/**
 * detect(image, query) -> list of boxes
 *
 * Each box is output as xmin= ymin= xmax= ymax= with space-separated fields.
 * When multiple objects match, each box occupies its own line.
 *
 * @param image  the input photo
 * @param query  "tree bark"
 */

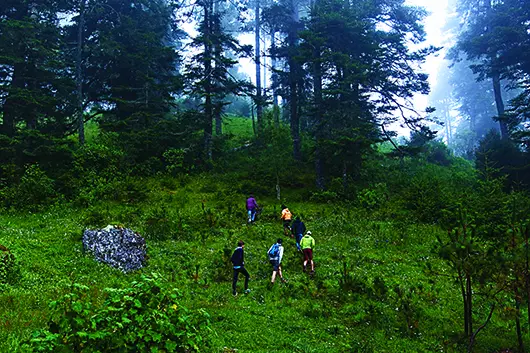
xmin=254 ymin=0 xmax=263 ymax=134
xmin=460 ymin=274 xmax=469 ymax=337
xmin=77 ymin=0 xmax=86 ymax=145
xmin=288 ymin=0 xmax=301 ymax=161
xmin=270 ymin=30 xmax=280 ymax=128
xmin=213 ymin=0 xmax=222 ymax=136
xmin=491 ymin=71 xmax=508 ymax=139
xmin=312 ymin=36 xmax=324 ymax=190
xmin=466 ymin=274 xmax=473 ymax=335
xmin=203 ymin=0 xmax=213 ymax=161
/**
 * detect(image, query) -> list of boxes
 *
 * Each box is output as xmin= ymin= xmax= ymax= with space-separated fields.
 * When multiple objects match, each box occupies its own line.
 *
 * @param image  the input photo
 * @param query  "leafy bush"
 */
xmin=3 ymin=164 xmax=57 ymax=210
xmin=144 ymin=207 xmax=179 ymax=241
xmin=475 ymin=130 xmax=529 ymax=188
xmin=163 ymin=148 xmax=188 ymax=175
xmin=310 ymin=191 xmax=338 ymax=203
xmin=0 ymin=245 xmax=17 ymax=288
xmin=26 ymin=274 xmax=211 ymax=352
xmin=357 ymin=183 xmax=388 ymax=209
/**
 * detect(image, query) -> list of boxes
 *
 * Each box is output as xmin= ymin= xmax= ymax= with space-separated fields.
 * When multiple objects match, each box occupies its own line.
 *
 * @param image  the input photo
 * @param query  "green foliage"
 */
xmin=2 ymin=164 xmax=57 ymax=211
xmin=26 ymin=274 xmax=211 ymax=352
xmin=163 ymin=148 xmax=187 ymax=176
xmin=144 ymin=207 xmax=180 ymax=241
xmin=357 ymin=183 xmax=388 ymax=210
xmin=0 ymin=245 xmax=17 ymax=288
xmin=309 ymin=191 xmax=338 ymax=203
xmin=475 ymin=130 xmax=528 ymax=188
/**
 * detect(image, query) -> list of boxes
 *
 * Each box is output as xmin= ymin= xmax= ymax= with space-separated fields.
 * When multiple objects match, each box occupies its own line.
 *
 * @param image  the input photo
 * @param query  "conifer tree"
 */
xmin=186 ymin=0 xmax=251 ymax=162
xmin=0 ymin=0 xmax=74 ymax=137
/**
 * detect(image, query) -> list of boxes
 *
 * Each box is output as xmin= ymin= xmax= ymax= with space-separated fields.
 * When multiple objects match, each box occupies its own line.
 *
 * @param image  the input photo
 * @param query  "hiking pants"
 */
xmin=295 ymin=234 xmax=303 ymax=251
xmin=233 ymin=267 xmax=250 ymax=293
xmin=248 ymin=209 xmax=256 ymax=222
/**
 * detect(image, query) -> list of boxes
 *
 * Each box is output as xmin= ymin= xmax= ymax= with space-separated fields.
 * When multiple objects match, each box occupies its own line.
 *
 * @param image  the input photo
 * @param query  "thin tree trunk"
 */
xmin=313 ymin=34 xmax=324 ymax=190
xmin=466 ymin=274 xmax=473 ymax=335
xmin=491 ymin=71 xmax=508 ymax=139
xmin=255 ymin=0 xmax=263 ymax=134
xmin=468 ymin=305 xmax=494 ymax=353
xmin=289 ymin=66 xmax=300 ymax=160
xmin=460 ymin=274 xmax=469 ymax=337
xmin=77 ymin=0 xmax=86 ymax=145
xmin=271 ymin=31 xmax=279 ymax=110
xmin=270 ymin=30 xmax=280 ymax=128
xmin=288 ymin=0 xmax=301 ymax=161
xmin=213 ymin=0 xmax=222 ymax=136
xmin=203 ymin=0 xmax=213 ymax=161
xmin=251 ymin=105 xmax=256 ymax=136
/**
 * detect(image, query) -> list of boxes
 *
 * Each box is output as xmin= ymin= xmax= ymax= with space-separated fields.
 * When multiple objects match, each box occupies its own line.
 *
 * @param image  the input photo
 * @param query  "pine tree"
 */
xmin=299 ymin=0 xmax=437 ymax=188
xmin=73 ymin=0 xmax=181 ymax=133
xmin=0 ymin=0 xmax=74 ymax=137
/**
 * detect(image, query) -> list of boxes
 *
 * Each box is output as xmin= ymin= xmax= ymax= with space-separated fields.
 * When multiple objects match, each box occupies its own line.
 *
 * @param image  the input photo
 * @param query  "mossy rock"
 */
xmin=0 ymin=244 xmax=15 ymax=285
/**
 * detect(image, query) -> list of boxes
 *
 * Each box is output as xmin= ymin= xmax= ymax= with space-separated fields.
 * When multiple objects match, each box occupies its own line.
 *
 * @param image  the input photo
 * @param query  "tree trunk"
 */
xmin=289 ymin=67 xmax=300 ymax=160
xmin=288 ymin=0 xmax=301 ymax=161
xmin=460 ymin=274 xmax=469 ymax=337
xmin=77 ymin=0 xmax=86 ymax=145
xmin=491 ymin=71 xmax=508 ymax=139
xmin=254 ymin=0 xmax=263 ymax=134
xmin=203 ymin=0 xmax=213 ymax=161
xmin=213 ymin=0 xmax=222 ymax=136
xmin=271 ymin=31 xmax=279 ymax=109
xmin=466 ymin=273 xmax=473 ymax=335
xmin=313 ymin=37 xmax=324 ymax=190
xmin=270 ymin=30 xmax=279 ymax=128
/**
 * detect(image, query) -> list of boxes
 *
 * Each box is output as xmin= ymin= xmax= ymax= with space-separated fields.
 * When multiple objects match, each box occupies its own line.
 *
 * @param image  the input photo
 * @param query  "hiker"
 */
xmin=280 ymin=205 xmax=292 ymax=236
xmin=300 ymin=231 xmax=315 ymax=274
xmin=231 ymin=240 xmax=251 ymax=296
xmin=268 ymin=238 xmax=287 ymax=284
xmin=246 ymin=194 xmax=259 ymax=223
xmin=291 ymin=216 xmax=306 ymax=251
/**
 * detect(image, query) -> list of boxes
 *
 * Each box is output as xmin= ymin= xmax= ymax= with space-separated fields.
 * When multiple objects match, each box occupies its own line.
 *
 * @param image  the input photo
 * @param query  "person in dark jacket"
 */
xmin=291 ymin=217 xmax=306 ymax=251
xmin=230 ymin=240 xmax=250 ymax=295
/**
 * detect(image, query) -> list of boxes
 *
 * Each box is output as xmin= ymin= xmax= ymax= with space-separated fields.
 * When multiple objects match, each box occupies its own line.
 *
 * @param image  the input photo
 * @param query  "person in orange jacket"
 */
xmin=281 ymin=205 xmax=292 ymax=236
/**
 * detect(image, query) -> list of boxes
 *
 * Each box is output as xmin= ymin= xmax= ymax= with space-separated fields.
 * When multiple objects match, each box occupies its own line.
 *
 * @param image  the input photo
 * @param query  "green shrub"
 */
xmin=81 ymin=207 xmax=112 ymax=228
xmin=310 ymin=191 xmax=338 ymax=203
xmin=144 ymin=207 xmax=178 ymax=241
xmin=0 ymin=245 xmax=16 ymax=288
xmin=26 ymin=274 xmax=211 ymax=352
xmin=4 ymin=164 xmax=57 ymax=210
xmin=163 ymin=148 xmax=187 ymax=175
xmin=357 ymin=183 xmax=388 ymax=209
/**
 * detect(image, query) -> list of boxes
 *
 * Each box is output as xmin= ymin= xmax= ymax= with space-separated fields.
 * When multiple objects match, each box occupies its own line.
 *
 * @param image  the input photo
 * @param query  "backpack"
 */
xmin=268 ymin=243 xmax=280 ymax=259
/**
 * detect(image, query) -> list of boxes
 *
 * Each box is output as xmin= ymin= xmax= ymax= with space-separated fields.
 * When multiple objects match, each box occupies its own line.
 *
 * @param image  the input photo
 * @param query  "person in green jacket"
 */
xmin=300 ymin=230 xmax=315 ymax=274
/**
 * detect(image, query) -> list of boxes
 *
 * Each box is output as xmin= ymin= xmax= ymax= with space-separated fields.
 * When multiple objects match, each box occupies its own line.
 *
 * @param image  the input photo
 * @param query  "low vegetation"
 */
xmin=1 ymin=118 xmax=530 ymax=352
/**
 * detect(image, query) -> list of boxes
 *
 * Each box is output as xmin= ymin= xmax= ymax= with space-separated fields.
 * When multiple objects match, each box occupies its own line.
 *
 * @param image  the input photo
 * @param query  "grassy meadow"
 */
xmin=0 ymin=118 xmax=524 ymax=352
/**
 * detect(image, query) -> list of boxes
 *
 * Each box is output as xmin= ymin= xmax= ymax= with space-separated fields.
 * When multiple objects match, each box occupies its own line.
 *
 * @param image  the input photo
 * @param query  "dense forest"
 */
xmin=1 ymin=0 xmax=530 ymax=352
